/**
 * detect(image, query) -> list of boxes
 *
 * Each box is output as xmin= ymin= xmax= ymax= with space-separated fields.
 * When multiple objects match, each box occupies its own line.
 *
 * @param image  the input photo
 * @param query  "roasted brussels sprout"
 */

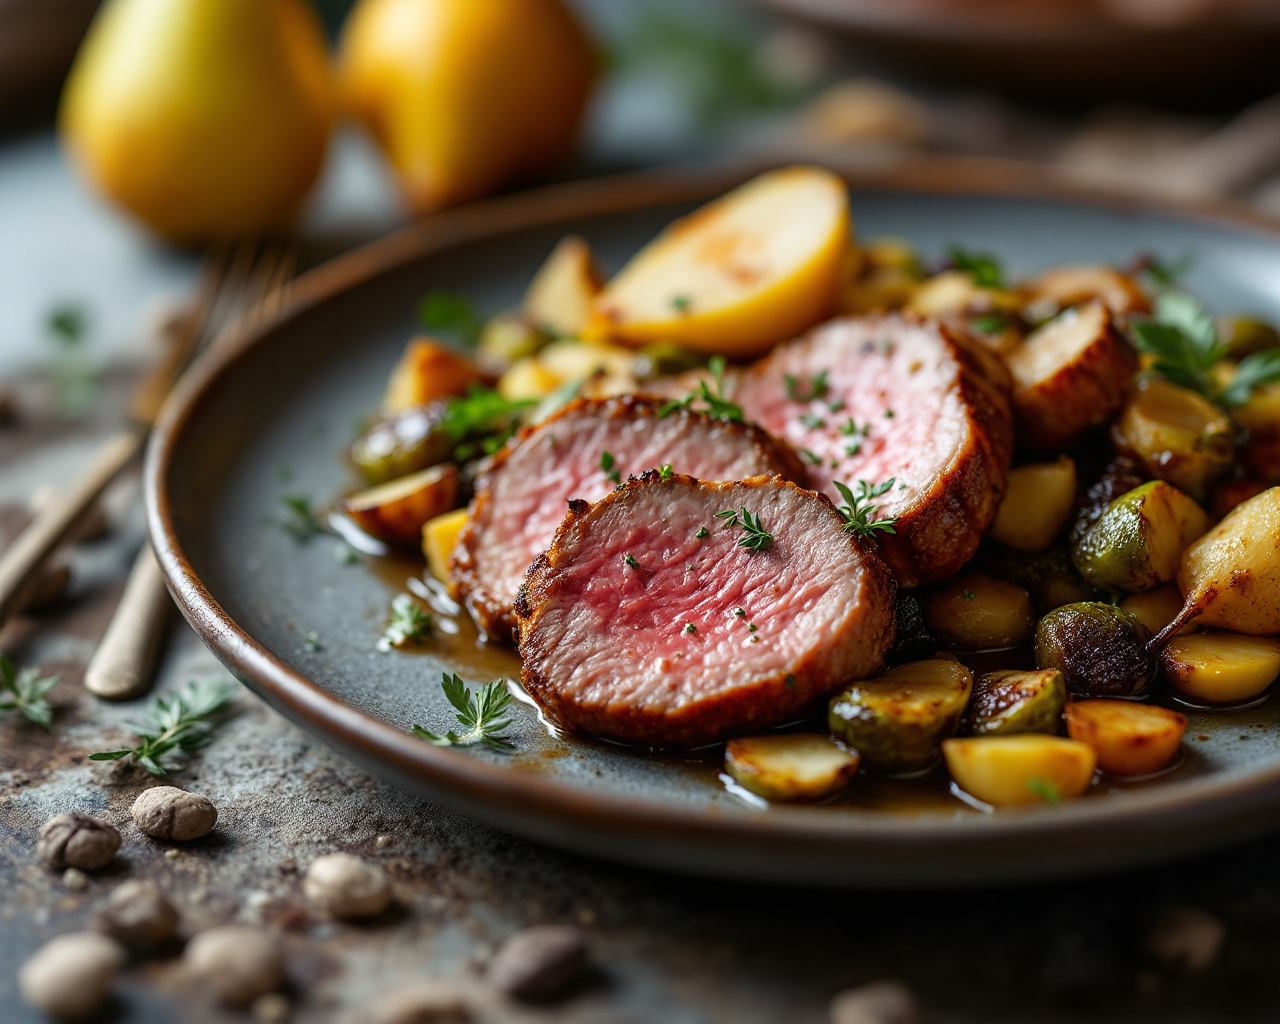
xmin=827 ymin=659 xmax=972 ymax=774
xmin=1034 ymin=602 xmax=1157 ymax=698
xmin=1070 ymin=459 xmax=1146 ymax=547
xmin=1071 ymin=480 xmax=1209 ymax=593
xmin=1111 ymin=379 xmax=1234 ymax=500
xmin=926 ymin=572 xmax=1035 ymax=651
xmin=984 ymin=546 xmax=1098 ymax=615
xmin=1220 ymin=316 xmax=1280 ymax=359
xmin=633 ymin=341 xmax=706 ymax=381
xmin=724 ymin=733 xmax=859 ymax=801
xmin=351 ymin=402 xmax=453 ymax=485
xmin=968 ymin=669 xmax=1066 ymax=737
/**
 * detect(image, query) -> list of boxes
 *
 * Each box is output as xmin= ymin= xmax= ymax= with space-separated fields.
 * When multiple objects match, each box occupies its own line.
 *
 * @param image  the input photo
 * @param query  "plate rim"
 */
xmin=146 ymin=155 xmax=1280 ymax=882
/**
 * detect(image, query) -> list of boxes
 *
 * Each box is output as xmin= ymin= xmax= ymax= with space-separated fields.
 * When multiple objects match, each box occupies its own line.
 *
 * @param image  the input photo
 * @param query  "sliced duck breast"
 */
xmin=514 ymin=472 xmax=896 ymax=747
xmin=734 ymin=313 xmax=1014 ymax=587
xmin=451 ymin=395 xmax=802 ymax=639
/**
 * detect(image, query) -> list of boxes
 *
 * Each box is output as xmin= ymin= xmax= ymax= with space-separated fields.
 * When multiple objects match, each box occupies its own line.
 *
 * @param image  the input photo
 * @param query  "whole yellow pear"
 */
xmin=339 ymin=0 xmax=596 ymax=214
xmin=60 ymin=0 xmax=333 ymax=243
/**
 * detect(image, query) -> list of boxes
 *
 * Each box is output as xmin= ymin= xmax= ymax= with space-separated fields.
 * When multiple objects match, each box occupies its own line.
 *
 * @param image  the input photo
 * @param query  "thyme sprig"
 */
xmin=443 ymin=386 xmax=537 ymax=461
xmin=380 ymin=594 xmax=432 ymax=650
xmin=88 ymin=679 xmax=237 ymax=775
xmin=658 ymin=356 xmax=744 ymax=423
xmin=834 ymin=479 xmax=900 ymax=539
xmin=411 ymin=673 xmax=514 ymax=751
xmin=715 ymin=505 xmax=773 ymax=552
xmin=0 ymin=654 xmax=59 ymax=729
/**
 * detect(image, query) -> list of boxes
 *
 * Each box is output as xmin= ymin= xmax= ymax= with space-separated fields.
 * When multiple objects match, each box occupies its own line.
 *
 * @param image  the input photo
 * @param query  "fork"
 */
xmin=82 ymin=243 xmax=296 ymax=700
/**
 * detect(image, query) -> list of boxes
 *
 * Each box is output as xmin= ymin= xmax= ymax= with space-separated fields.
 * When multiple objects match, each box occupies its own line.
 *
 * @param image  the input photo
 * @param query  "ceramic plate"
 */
xmin=148 ymin=157 xmax=1280 ymax=887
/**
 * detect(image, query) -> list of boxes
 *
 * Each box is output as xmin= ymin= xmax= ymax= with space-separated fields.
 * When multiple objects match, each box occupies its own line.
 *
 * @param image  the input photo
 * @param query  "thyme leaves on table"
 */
xmin=834 ymin=479 xmax=899 ymax=539
xmin=0 ymin=653 xmax=59 ymax=729
xmin=410 ymin=673 xmax=514 ymax=751
xmin=88 ymin=679 xmax=237 ymax=776
xmin=714 ymin=506 xmax=773 ymax=552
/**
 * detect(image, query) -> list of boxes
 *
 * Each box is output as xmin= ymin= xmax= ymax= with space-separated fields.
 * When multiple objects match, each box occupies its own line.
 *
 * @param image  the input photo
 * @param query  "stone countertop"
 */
xmin=4 ymin=373 xmax=1280 ymax=1024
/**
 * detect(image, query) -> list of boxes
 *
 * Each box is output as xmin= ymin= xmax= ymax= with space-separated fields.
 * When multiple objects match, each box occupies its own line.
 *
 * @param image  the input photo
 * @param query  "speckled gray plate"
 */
xmin=147 ymin=157 xmax=1280 ymax=887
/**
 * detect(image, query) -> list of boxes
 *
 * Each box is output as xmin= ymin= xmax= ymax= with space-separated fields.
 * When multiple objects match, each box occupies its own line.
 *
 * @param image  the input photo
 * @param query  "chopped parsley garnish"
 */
xmin=417 ymin=289 xmax=483 ymax=346
xmin=380 ymin=594 xmax=432 ymax=650
xmin=834 ymin=479 xmax=900 ymax=539
xmin=624 ymin=554 xmax=639 ymax=568
xmin=278 ymin=495 xmax=326 ymax=542
xmin=684 ymin=623 xmax=697 ymax=634
xmin=799 ymin=413 xmax=826 ymax=429
xmin=844 ymin=440 xmax=863 ymax=456
xmin=657 ymin=356 xmax=744 ymax=423
xmin=960 ymin=590 xmax=977 ymax=601
xmin=411 ymin=673 xmax=514 ymax=751
xmin=443 ymin=386 xmax=536 ymax=461
xmin=0 ymin=654 xmax=59 ymax=730
xmin=784 ymin=369 xmax=829 ymax=402
xmin=748 ymin=623 xmax=758 ymax=632
xmin=714 ymin=506 xmax=773 ymax=552
xmin=784 ymin=674 xmax=796 ymax=690
xmin=839 ymin=418 xmax=870 ymax=437
xmin=88 ymin=679 xmax=237 ymax=775
xmin=1130 ymin=291 xmax=1280 ymax=408
xmin=600 ymin=450 xmax=621 ymax=484
xmin=659 ymin=463 xmax=674 ymax=479
xmin=304 ymin=631 xmax=323 ymax=652
xmin=695 ymin=526 xmax=709 ymax=539
xmin=1026 ymin=777 xmax=1062 ymax=804
xmin=734 ymin=608 xmax=747 ymax=617
xmin=827 ymin=399 xmax=846 ymax=413
xmin=671 ymin=294 xmax=692 ymax=313
xmin=884 ymin=408 xmax=895 ymax=419
xmin=799 ymin=448 xmax=823 ymax=465
xmin=947 ymin=246 xmax=1005 ymax=289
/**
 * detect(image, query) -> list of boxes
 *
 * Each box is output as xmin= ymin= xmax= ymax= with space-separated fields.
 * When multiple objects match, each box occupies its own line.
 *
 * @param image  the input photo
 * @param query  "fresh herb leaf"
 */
xmin=380 ymin=594 xmax=432 ymax=650
xmin=443 ymin=386 xmax=536 ymax=461
xmin=671 ymin=295 xmax=692 ymax=313
xmin=799 ymin=448 xmax=823 ymax=465
xmin=784 ymin=673 xmax=796 ymax=690
xmin=88 ymin=679 xmax=236 ymax=775
xmin=970 ymin=313 xmax=1006 ymax=335
xmin=0 ymin=654 xmax=59 ymax=729
xmin=304 ymin=631 xmax=322 ymax=652
xmin=1026 ymin=776 xmax=1062 ymax=804
xmin=657 ymin=356 xmax=744 ymax=423
xmin=44 ymin=301 xmax=98 ymax=417
xmin=411 ymin=673 xmax=514 ymax=751
xmin=784 ymin=369 xmax=829 ymax=402
xmin=684 ymin=623 xmax=697 ymax=634
xmin=960 ymin=590 xmax=977 ymax=601
xmin=833 ymin=479 xmax=900 ymax=539
xmin=734 ymin=607 xmax=747 ymax=617
xmin=624 ymin=553 xmax=639 ymax=568
xmin=884 ymin=408 xmax=895 ymax=419
xmin=695 ymin=526 xmax=709 ymax=539
xmin=278 ymin=495 xmax=326 ymax=542
xmin=659 ymin=463 xmax=674 ymax=479
xmin=799 ymin=413 xmax=826 ymax=429
xmin=600 ymin=450 xmax=621 ymax=484
xmin=715 ymin=506 xmax=773 ymax=552
xmin=1219 ymin=349 xmax=1280 ymax=408
xmin=417 ymin=289 xmax=483 ymax=346
xmin=844 ymin=439 xmax=862 ymax=456
xmin=947 ymin=246 xmax=1005 ymax=289
xmin=1138 ymin=251 xmax=1194 ymax=289
xmin=838 ymin=417 xmax=869 ymax=437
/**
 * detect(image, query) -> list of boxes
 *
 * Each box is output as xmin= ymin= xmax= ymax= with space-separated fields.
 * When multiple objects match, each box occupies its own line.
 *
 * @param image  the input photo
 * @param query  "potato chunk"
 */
xmin=524 ymin=235 xmax=604 ymax=338
xmin=943 ymin=735 xmax=1096 ymax=807
xmin=342 ymin=465 xmax=459 ymax=547
xmin=1120 ymin=584 xmax=1190 ymax=638
xmin=968 ymin=669 xmax=1066 ymax=736
xmin=1112 ymin=379 xmax=1234 ymax=500
xmin=1071 ymin=480 xmax=1209 ymax=593
xmin=1026 ymin=265 xmax=1150 ymax=318
xmin=990 ymin=458 xmax=1077 ymax=552
xmin=1006 ymin=301 xmax=1136 ymax=450
xmin=1065 ymin=700 xmax=1186 ymax=776
xmin=827 ymin=659 xmax=972 ymax=774
xmin=1159 ymin=631 xmax=1280 ymax=704
xmin=926 ymin=572 xmax=1035 ymax=651
xmin=422 ymin=507 xmax=469 ymax=584
xmin=383 ymin=339 xmax=486 ymax=414
xmin=1161 ymin=486 xmax=1280 ymax=641
xmin=589 ymin=166 xmax=850 ymax=357
xmin=724 ymin=733 xmax=859 ymax=801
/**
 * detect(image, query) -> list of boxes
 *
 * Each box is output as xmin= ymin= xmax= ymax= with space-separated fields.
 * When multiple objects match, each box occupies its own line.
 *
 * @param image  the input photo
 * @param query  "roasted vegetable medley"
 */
xmin=337 ymin=166 xmax=1280 ymax=812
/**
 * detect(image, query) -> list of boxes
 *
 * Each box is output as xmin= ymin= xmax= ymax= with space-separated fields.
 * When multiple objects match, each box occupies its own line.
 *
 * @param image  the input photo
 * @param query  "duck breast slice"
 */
xmin=734 ymin=313 xmax=1014 ymax=587
xmin=514 ymin=472 xmax=896 ymax=747
xmin=451 ymin=395 xmax=802 ymax=640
